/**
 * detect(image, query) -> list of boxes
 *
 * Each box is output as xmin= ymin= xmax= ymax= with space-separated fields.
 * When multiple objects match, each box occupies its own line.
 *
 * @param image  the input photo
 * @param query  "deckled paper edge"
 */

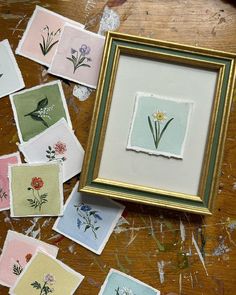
xmin=19 ymin=118 xmax=84 ymax=182
xmin=53 ymin=181 xmax=125 ymax=255
xmin=9 ymin=80 xmax=72 ymax=144
xmin=9 ymin=250 xmax=84 ymax=295
xmin=98 ymin=268 xmax=160 ymax=295
xmin=0 ymin=39 xmax=25 ymax=99
xmin=8 ymin=162 xmax=64 ymax=217
xmin=15 ymin=5 xmax=85 ymax=67
xmin=48 ymin=22 xmax=105 ymax=89
xmin=126 ymin=91 xmax=194 ymax=159
xmin=0 ymin=230 xmax=58 ymax=288
xmin=0 ymin=151 xmax=21 ymax=212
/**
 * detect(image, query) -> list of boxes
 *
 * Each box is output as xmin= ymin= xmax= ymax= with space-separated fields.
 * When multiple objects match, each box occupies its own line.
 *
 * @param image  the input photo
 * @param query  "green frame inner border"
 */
xmin=86 ymin=38 xmax=232 ymax=210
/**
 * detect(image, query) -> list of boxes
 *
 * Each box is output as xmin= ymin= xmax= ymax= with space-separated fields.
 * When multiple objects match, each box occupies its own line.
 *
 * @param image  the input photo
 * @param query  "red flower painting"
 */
xmin=31 ymin=177 xmax=44 ymax=190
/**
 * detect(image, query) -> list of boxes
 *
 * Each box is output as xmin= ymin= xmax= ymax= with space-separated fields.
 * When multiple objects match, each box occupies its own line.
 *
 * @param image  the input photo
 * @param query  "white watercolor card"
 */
xmin=0 ymin=230 xmax=58 ymax=288
xmin=99 ymin=269 xmax=160 ymax=295
xmin=0 ymin=39 xmax=25 ymax=99
xmin=53 ymin=182 xmax=125 ymax=255
xmin=48 ymin=23 xmax=105 ymax=89
xmin=0 ymin=152 xmax=21 ymax=212
xmin=19 ymin=118 xmax=85 ymax=182
xmin=10 ymin=251 xmax=84 ymax=295
xmin=9 ymin=162 xmax=64 ymax=217
xmin=16 ymin=5 xmax=84 ymax=67
xmin=127 ymin=92 xmax=193 ymax=159
xmin=9 ymin=80 xmax=72 ymax=143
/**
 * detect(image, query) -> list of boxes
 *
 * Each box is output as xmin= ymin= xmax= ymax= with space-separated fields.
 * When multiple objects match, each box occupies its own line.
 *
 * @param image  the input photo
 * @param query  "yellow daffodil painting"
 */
xmin=148 ymin=110 xmax=174 ymax=149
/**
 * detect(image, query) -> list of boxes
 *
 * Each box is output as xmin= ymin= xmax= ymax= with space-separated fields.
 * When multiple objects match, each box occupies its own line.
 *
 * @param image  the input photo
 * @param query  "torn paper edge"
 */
xmin=8 ymin=162 xmax=64 ymax=218
xmin=0 ymin=39 xmax=25 ymax=99
xmin=10 ymin=250 xmax=84 ymax=295
xmin=0 ymin=230 xmax=58 ymax=288
xmin=53 ymin=181 xmax=125 ymax=255
xmin=98 ymin=268 xmax=160 ymax=295
xmin=9 ymin=80 xmax=72 ymax=143
xmin=0 ymin=151 xmax=21 ymax=212
xmin=126 ymin=91 xmax=194 ymax=159
xmin=18 ymin=118 xmax=84 ymax=182
xmin=48 ymin=22 xmax=105 ymax=89
xmin=15 ymin=5 xmax=85 ymax=67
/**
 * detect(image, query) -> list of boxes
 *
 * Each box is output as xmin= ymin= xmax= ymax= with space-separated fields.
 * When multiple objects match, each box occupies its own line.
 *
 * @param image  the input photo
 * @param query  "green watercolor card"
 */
xmin=10 ymin=80 xmax=72 ymax=143
xmin=9 ymin=162 xmax=63 ymax=217
xmin=127 ymin=92 xmax=193 ymax=159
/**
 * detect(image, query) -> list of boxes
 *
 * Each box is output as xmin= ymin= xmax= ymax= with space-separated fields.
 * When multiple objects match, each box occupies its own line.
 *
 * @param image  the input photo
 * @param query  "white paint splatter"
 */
xmin=3 ymin=211 xmax=14 ymax=230
xmin=127 ymin=220 xmax=138 ymax=247
xmin=11 ymin=14 xmax=27 ymax=35
xmin=73 ymin=84 xmax=93 ymax=101
xmin=233 ymin=182 xmax=236 ymax=190
xmin=48 ymin=234 xmax=62 ymax=241
xmin=42 ymin=218 xmax=52 ymax=228
xmin=24 ymin=217 xmax=41 ymax=239
xmin=157 ymin=260 xmax=165 ymax=284
xmin=68 ymin=244 xmax=76 ymax=254
xmin=98 ymin=6 xmax=120 ymax=36
xmin=114 ymin=216 xmax=130 ymax=234
xmin=228 ymin=220 xmax=236 ymax=231
xmin=192 ymin=233 xmax=208 ymax=276
xmin=213 ymin=239 xmax=230 ymax=256
xmin=180 ymin=220 xmax=186 ymax=242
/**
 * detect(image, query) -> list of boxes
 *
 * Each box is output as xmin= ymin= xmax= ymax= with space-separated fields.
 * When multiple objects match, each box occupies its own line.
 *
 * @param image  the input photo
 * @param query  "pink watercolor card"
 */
xmin=0 ymin=230 xmax=59 ymax=288
xmin=0 ymin=152 xmax=21 ymax=211
xmin=48 ymin=23 xmax=105 ymax=89
xmin=19 ymin=118 xmax=84 ymax=182
xmin=16 ymin=6 xmax=84 ymax=67
xmin=9 ymin=162 xmax=64 ymax=217
xmin=0 ymin=39 xmax=25 ymax=99
xmin=10 ymin=251 xmax=84 ymax=295
xmin=10 ymin=80 xmax=72 ymax=143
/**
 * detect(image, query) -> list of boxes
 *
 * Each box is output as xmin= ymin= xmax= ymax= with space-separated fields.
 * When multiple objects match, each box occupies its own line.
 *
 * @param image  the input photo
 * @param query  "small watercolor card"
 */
xmin=99 ymin=269 xmax=160 ymax=295
xmin=0 ymin=39 xmax=25 ymax=99
xmin=19 ymin=119 xmax=84 ymax=182
xmin=127 ymin=92 xmax=193 ymax=159
xmin=10 ymin=251 xmax=84 ymax=295
xmin=53 ymin=182 xmax=124 ymax=255
xmin=49 ymin=23 xmax=105 ymax=89
xmin=9 ymin=162 xmax=64 ymax=217
xmin=16 ymin=5 xmax=84 ymax=67
xmin=10 ymin=80 xmax=72 ymax=143
xmin=0 ymin=152 xmax=21 ymax=211
xmin=0 ymin=230 xmax=58 ymax=288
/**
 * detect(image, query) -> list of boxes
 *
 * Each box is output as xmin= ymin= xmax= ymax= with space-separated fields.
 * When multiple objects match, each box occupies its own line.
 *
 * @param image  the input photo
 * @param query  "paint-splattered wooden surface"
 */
xmin=0 ymin=0 xmax=236 ymax=294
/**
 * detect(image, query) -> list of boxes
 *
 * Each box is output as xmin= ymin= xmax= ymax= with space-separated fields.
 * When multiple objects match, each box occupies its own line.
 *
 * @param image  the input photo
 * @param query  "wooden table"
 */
xmin=1 ymin=0 xmax=236 ymax=294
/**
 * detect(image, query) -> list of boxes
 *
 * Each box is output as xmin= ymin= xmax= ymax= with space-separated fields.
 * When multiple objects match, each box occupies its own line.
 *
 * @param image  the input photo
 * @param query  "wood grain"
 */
xmin=0 ymin=0 xmax=236 ymax=294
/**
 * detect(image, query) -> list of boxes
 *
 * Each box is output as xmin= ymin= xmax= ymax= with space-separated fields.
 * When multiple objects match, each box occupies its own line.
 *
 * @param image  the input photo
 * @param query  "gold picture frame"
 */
xmin=79 ymin=31 xmax=236 ymax=215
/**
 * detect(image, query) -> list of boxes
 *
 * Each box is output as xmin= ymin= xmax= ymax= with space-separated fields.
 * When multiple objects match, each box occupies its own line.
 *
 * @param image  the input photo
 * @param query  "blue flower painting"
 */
xmin=53 ymin=182 xmax=124 ymax=254
xmin=75 ymin=203 xmax=103 ymax=239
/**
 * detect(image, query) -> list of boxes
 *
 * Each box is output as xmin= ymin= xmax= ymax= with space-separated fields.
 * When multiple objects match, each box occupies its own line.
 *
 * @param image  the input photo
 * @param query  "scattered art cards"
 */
xmin=16 ymin=5 xmax=84 ymax=67
xmin=0 ymin=230 xmax=58 ymax=288
xmin=19 ymin=119 xmax=84 ymax=182
xmin=127 ymin=92 xmax=193 ymax=159
xmin=10 ymin=251 xmax=84 ymax=295
xmin=99 ymin=269 xmax=160 ymax=295
xmin=53 ymin=182 xmax=124 ymax=255
xmin=49 ymin=23 xmax=105 ymax=89
xmin=10 ymin=80 xmax=72 ymax=143
xmin=9 ymin=162 xmax=63 ymax=217
xmin=0 ymin=39 xmax=24 ymax=99
xmin=0 ymin=152 xmax=21 ymax=211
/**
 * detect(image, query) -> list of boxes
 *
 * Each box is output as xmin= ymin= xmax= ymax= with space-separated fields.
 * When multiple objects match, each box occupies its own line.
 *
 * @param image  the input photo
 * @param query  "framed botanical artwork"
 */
xmin=79 ymin=32 xmax=236 ymax=215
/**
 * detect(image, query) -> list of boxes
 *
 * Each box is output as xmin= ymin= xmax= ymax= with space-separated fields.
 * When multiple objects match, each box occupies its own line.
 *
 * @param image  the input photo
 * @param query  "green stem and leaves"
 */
xmin=40 ymin=26 xmax=61 ymax=56
xmin=148 ymin=116 xmax=174 ymax=149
